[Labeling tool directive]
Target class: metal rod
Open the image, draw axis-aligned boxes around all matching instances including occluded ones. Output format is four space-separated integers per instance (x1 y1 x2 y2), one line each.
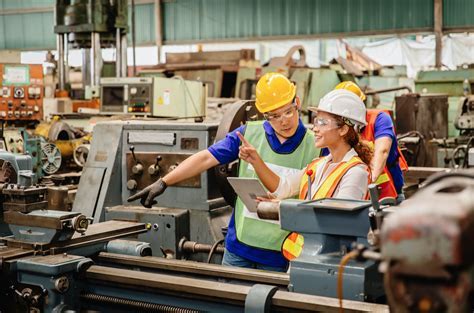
121 34 128 77
434 0 443 68
90 33 95 87
93 32 102 86
131 0 137 76
81 292 200 313
365 86 412 96
82 49 91 87
154 0 162 64
57 34 65 91
97 252 289 286
181 241 224 254
63 34 69 85
116 28 121 77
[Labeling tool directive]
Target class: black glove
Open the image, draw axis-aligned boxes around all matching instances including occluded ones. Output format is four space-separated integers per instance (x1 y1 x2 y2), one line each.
127 178 167 208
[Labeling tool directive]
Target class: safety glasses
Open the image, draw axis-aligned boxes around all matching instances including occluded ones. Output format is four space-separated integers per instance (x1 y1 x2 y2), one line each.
312 116 341 130
263 104 297 122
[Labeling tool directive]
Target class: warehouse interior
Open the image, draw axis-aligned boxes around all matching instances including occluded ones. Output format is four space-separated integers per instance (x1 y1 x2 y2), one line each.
0 0 473 312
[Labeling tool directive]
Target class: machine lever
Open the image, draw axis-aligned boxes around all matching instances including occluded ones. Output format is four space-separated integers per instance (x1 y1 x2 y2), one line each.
129 145 137 163
368 183 384 231
154 155 162 168
368 183 381 212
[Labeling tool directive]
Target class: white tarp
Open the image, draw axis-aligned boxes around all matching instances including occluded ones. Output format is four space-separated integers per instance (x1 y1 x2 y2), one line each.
362 34 474 77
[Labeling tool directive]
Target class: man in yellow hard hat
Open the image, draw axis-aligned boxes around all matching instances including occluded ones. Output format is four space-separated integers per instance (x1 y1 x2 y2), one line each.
328 81 408 202
128 72 319 271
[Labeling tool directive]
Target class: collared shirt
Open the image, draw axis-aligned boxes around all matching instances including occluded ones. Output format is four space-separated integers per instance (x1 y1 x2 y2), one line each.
207 119 308 268
208 119 308 164
273 148 369 201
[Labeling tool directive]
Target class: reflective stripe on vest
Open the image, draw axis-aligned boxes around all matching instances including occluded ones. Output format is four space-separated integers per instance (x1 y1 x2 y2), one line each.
234 121 319 252
298 156 365 200
284 155 366 261
282 232 304 261
362 109 407 198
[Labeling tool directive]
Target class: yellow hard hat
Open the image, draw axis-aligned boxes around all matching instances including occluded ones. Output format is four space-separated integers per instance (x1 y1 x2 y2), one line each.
334 81 366 101
255 72 296 113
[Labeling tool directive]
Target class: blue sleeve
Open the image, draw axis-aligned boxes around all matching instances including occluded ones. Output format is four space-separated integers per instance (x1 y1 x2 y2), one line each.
207 125 246 165
374 112 395 141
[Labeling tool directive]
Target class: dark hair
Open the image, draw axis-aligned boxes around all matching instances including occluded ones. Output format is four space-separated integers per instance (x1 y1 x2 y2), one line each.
334 116 373 165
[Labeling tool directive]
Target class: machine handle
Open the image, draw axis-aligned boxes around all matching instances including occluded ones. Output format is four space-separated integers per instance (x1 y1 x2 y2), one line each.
129 145 137 163
368 183 381 212
306 169 313 200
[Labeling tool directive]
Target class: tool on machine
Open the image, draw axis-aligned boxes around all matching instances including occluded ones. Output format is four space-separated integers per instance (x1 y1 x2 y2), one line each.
306 169 313 200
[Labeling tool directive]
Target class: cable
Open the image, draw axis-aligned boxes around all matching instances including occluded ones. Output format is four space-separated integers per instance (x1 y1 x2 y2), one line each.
172 76 201 118
337 250 358 313
206 238 224 264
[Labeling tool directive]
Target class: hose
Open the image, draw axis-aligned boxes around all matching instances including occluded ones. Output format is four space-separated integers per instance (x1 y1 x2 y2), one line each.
206 238 225 264
337 250 358 313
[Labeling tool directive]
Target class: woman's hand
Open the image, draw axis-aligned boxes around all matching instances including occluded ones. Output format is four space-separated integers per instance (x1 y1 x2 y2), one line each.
237 131 262 165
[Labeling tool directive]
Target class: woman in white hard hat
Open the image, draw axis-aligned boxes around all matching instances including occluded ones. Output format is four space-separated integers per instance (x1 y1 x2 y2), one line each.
238 89 372 202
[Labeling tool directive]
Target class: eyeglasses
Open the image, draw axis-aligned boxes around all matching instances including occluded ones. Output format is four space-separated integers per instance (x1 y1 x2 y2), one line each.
312 117 340 129
264 104 297 122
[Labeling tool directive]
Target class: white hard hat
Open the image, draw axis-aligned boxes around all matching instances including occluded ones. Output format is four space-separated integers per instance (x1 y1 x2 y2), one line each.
310 89 367 128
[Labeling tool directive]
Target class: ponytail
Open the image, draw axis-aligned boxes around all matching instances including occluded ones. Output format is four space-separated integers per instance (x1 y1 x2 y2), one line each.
343 126 373 165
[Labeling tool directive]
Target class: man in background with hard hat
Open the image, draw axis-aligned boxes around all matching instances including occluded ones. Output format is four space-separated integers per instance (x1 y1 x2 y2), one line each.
128 72 319 272
328 81 408 202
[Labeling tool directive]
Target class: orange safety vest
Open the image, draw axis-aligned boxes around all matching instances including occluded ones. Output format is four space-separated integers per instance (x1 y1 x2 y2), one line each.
362 109 409 199
282 156 368 261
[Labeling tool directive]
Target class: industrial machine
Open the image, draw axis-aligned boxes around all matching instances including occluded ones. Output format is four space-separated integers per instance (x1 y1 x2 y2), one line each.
396 90 474 168
0 64 44 124
100 77 153 114
73 120 227 260
1 126 63 178
100 76 208 119
54 0 128 98
0 149 37 235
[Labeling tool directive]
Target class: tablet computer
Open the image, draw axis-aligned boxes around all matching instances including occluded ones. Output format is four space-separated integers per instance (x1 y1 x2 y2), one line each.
227 177 268 212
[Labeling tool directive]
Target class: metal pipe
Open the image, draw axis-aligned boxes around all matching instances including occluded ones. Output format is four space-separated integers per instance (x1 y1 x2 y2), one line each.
93 32 102 86
181 240 224 255
131 0 137 76
63 34 69 85
154 0 162 64
116 29 121 77
57 34 65 91
434 0 443 68
90 33 96 87
121 34 128 77
82 49 91 87
365 85 412 96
